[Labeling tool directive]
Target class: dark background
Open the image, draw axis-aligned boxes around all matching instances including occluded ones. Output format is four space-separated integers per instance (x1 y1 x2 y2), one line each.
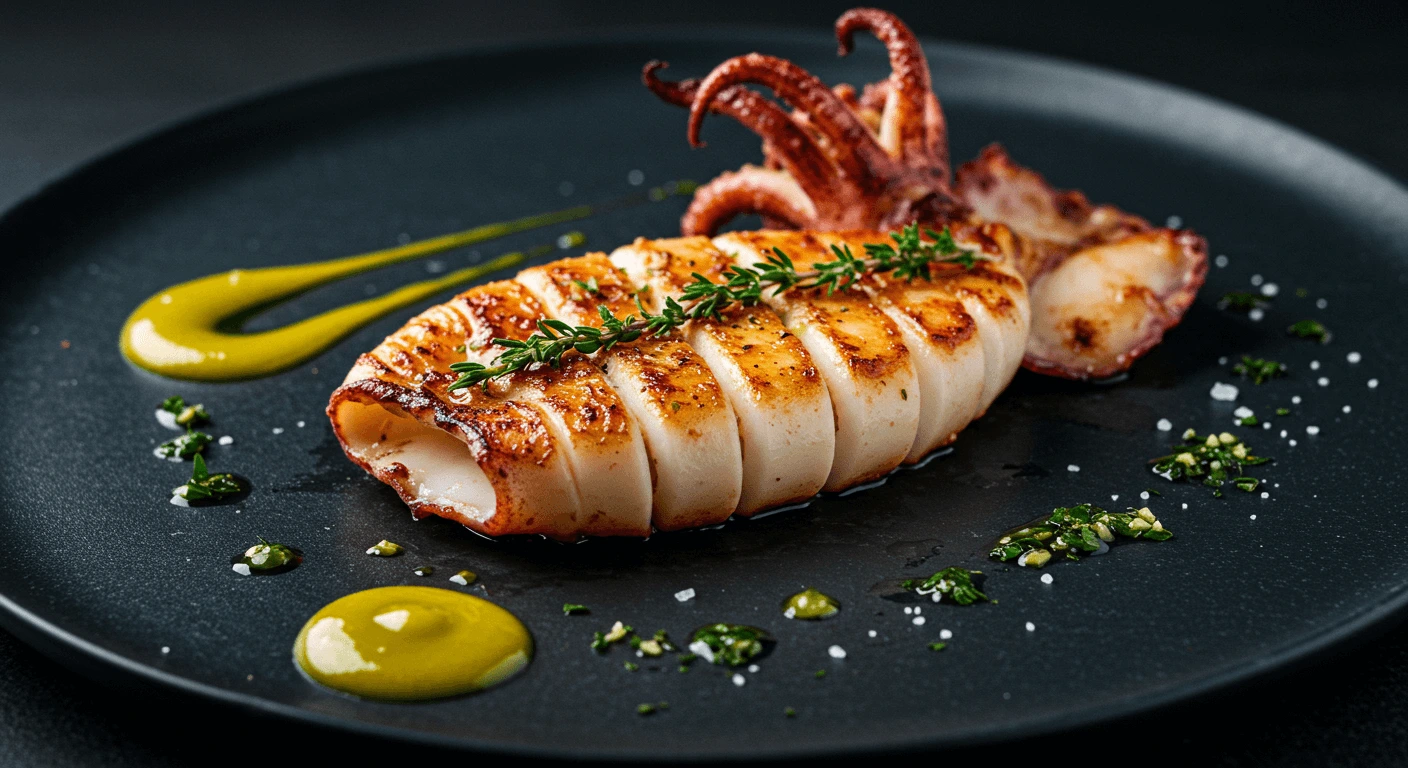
1 1 1405 765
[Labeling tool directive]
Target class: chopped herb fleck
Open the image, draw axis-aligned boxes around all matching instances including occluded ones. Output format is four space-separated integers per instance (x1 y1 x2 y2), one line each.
1231 356 1288 385
1288 319 1331 343
571 277 601 296
990 504 1172 567
171 454 241 502
784 707 797 718
814 669 827 679
623 661 639 672
690 623 772 667
636 702 668 716
365 539 403 557
1150 430 1272 497
1276 407 1291 417
903 567 990 605
234 537 299 573
927 642 948 652
155 429 212 460
453 344 467 353
562 603 590 615
159 396 211 428
1218 291 1267 312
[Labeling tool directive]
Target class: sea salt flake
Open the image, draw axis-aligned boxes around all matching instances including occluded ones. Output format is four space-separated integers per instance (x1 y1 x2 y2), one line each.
1306 425 1320 435
232 563 251 576
939 629 953 640
1025 622 1036 632
1291 396 1302 404
912 616 926 626
218 435 234 446
1156 418 1172 431
1347 352 1362 364
1317 377 1330 387
1343 405 1352 414
732 673 746 687
1369 379 1379 389
828 645 847 659
674 588 695 602
1250 274 1264 286
1040 573 1054 585
1234 406 1254 419
1214 254 1229 268
1210 382 1239 401
272 427 284 435
1261 283 1279 297
1316 298 1328 309
1067 464 1080 473
1248 308 1265 322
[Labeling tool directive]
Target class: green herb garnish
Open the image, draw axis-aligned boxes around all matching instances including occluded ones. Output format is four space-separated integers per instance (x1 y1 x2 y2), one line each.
155 429 212 460
234 537 299 573
623 661 639 672
990 504 1172 567
171 454 241 503
784 707 797 717
447 224 984 390
903 567 989 605
1276 407 1291 417
689 623 772 667
1151 429 1272 497
927 642 948 652
636 702 668 716
365 539 403 556
814 669 827 679
1287 319 1331 343
571 277 601 296
562 603 590 615
591 621 632 652
1231 355 1288 385
159 396 210 427
1218 291 1267 312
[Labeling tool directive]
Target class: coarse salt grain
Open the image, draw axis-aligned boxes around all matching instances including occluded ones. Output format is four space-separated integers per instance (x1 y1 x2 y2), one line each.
1292 396 1302 404
1316 298 1328 309
913 616 926 626
1343 405 1352 414
1182 503 1188 510
1157 418 1172 431
748 664 759 673
1218 356 1228 365
1214 254 1229 268
1067 464 1080 473
1263 422 1272 430
232 563 251 576
1310 360 1321 370
732 673 746 687
868 630 877 638
1318 377 1330 387
1234 406 1254 419
1306 425 1320 435
1040 573 1054 585
674 588 695 602
1369 379 1379 389
1210 382 1239 401
1140 491 1150 500
828 645 847 659
1280 430 1288 438
1025 622 1036 632
1248 308 1265 322
1289 439 1298 446
1348 352 1362 364
1111 494 1119 501
218 435 234 445
1261 283 1279 297
939 629 953 640
1251 274 1264 286
161 647 170 654
1250 514 1257 520
297 420 306 428
272 427 284 435
1261 492 1270 499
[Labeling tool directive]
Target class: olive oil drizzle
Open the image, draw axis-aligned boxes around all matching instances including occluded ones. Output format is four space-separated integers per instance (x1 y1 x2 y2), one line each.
119 182 694 381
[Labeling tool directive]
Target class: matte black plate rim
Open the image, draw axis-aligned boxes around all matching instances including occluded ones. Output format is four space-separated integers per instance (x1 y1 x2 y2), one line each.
3 28 1408 760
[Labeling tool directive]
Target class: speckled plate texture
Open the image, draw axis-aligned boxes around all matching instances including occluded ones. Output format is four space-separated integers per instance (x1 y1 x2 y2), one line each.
0 32 1405 761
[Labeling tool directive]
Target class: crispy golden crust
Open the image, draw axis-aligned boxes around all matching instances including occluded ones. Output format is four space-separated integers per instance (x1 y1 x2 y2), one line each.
326 377 560 537
720 231 913 389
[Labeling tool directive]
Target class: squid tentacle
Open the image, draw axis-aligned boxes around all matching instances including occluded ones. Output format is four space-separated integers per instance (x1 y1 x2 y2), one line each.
681 166 816 236
643 61 852 216
835 7 946 178
687 53 892 191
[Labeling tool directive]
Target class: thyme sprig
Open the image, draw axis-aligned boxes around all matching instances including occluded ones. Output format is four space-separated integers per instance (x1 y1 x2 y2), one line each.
447 225 982 391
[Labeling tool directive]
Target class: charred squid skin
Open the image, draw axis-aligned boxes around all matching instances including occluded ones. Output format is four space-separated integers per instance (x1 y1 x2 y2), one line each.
834 7 948 179
644 61 847 212
688 53 893 192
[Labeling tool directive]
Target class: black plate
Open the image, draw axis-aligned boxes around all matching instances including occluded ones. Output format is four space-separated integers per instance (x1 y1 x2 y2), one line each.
1 31 1406 760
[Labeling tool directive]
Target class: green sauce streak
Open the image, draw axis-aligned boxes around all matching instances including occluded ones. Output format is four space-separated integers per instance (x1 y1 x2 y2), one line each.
119 182 696 381
782 588 840 620
690 623 772 667
989 503 1171 568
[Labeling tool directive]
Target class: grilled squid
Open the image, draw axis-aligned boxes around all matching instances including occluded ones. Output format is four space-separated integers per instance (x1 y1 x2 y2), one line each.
643 6 1207 380
329 227 1027 539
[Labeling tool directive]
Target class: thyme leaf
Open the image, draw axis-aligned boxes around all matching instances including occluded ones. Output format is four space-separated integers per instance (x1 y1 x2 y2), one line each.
447 225 985 390
1287 319 1331 343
